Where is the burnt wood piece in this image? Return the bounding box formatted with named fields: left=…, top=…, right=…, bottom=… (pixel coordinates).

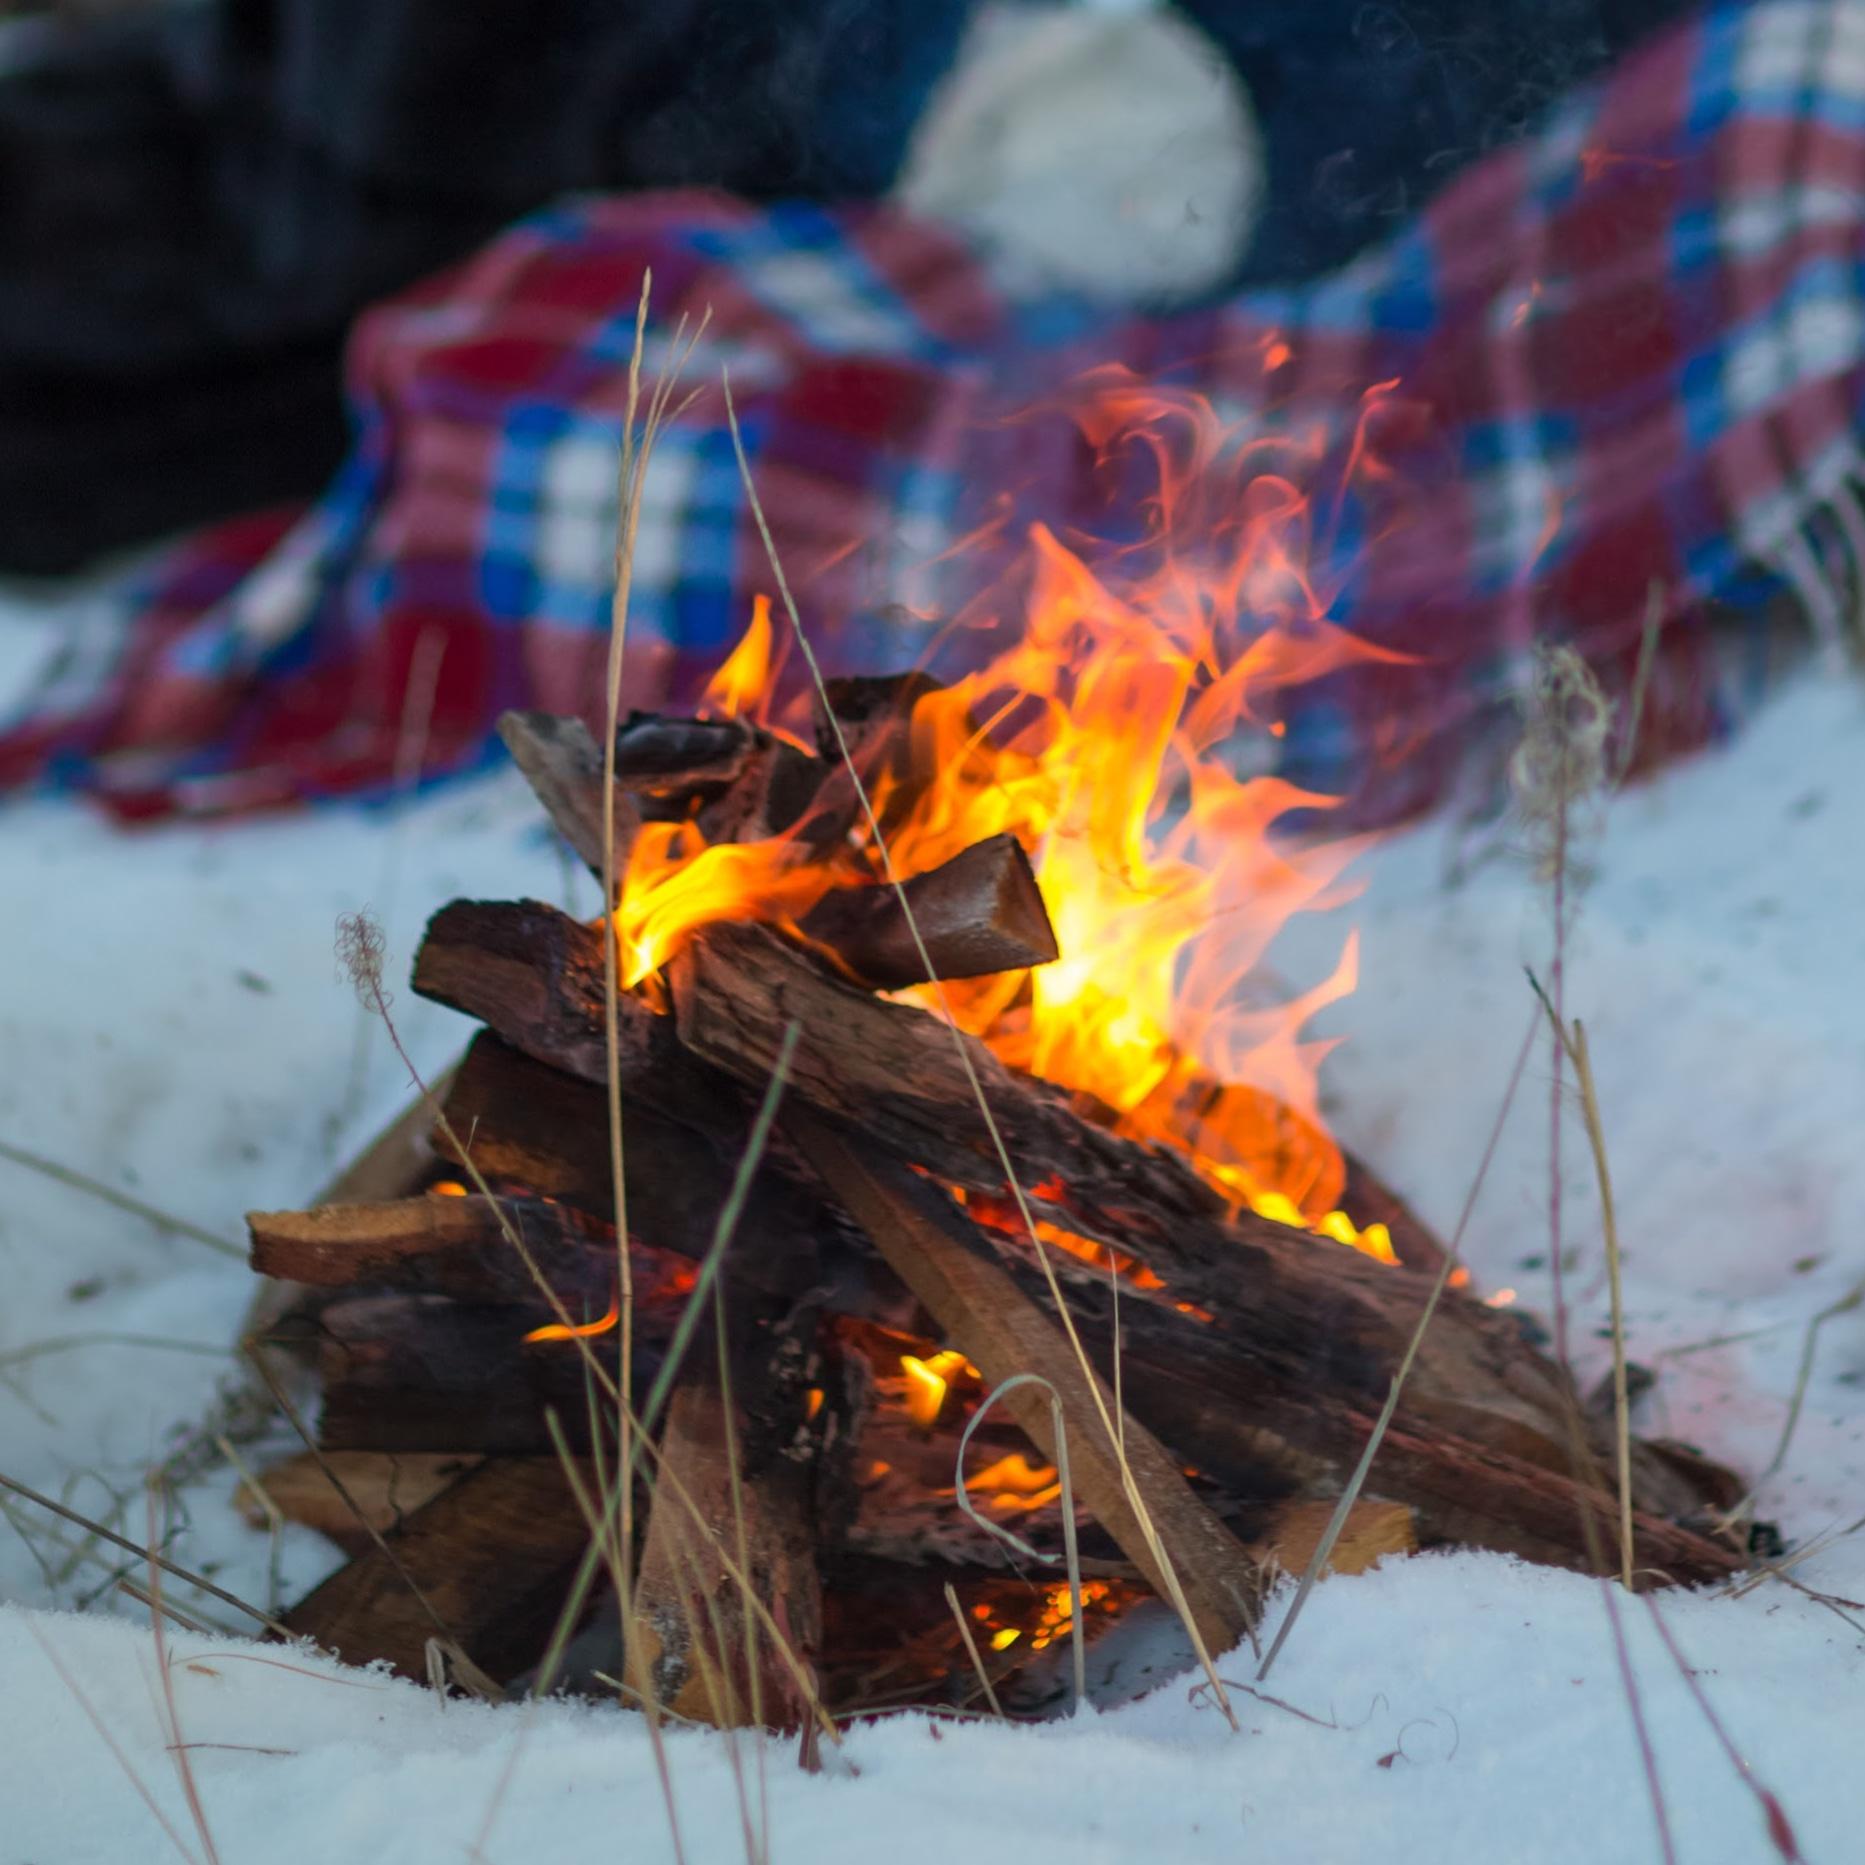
left=791, top=1111, right=1263, bottom=1661
left=695, top=735, right=822, bottom=843
left=631, top=1378, right=824, bottom=1728
left=413, top=898, right=673, bottom=1089
left=801, top=671, right=946, bottom=846
left=434, top=1032, right=923, bottom=1331
left=247, top=1195, right=613, bottom=1306
left=279, top=1455, right=592, bottom=1686
left=497, top=711, right=643, bottom=882
left=798, top=832, right=1060, bottom=990
left=310, top=1294, right=662, bottom=1455
left=614, top=712, right=758, bottom=817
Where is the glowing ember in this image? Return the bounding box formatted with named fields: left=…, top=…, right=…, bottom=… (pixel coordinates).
left=606, top=375, right=1410, bottom=1259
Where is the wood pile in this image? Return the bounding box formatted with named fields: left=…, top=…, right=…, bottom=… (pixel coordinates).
left=239, top=689, right=1748, bottom=1719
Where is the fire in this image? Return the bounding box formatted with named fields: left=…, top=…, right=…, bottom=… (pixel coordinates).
left=524, top=1295, right=620, bottom=1344
left=608, top=375, right=1411, bottom=1252
left=899, top=1349, right=973, bottom=1429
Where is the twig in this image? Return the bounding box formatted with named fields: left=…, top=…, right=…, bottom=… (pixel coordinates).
left=0, top=1469, right=291, bottom=1639
left=0, top=1136, right=242, bottom=1259
left=954, top=1373, right=1086, bottom=1712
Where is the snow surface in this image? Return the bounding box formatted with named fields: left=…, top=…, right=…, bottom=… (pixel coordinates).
left=4, top=668, right=1865, bottom=1861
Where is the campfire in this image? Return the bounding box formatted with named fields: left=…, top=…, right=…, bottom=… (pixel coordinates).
left=240, top=397, right=1746, bottom=1720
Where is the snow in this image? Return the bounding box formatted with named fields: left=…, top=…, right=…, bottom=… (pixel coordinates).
left=4, top=667, right=1865, bottom=1860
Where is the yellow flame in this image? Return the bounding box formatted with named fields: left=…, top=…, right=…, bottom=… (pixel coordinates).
left=700, top=592, right=776, bottom=721
left=899, top=1349, right=971, bottom=1429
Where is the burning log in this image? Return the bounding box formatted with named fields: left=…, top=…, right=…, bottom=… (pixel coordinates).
left=798, top=832, right=1059, bottom=990
left=496, top=712, right=642, bottom=881
left=793, top=1111, right=1263, bottom=1659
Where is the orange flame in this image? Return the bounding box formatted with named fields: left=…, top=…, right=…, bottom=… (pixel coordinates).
left=524, top=1295, right=619, bottom=1344
left=608, top=377, right=1412, bottom=1253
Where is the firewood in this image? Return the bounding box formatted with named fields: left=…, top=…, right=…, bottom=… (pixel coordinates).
left=798, top=832, right=1059, bottom=990
left=247, top=1195, right=610, bottom=1306
left=311, top=1294, right=661, bottom=1455
left=412, top=898, right=673, bottom=1090
left=408, top=902, right=1741, bottom=1533
left=279, top=1455, right=593, bottom=1686
left=695, top=736, right=821, bottom=843
left=497, top=711, right=642, bottom=881
left=789, top=1111, right=1263, bottom=1661
left=615, top=712, right=757, bottom=796
left=236, top=1450, right=481, bottom=1555
left=630, top=1378, right=824, bottom=1728
left=434, top=1032, right=924, bottom=1330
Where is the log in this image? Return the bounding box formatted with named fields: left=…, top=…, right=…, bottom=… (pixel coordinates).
left=434, top=1032, right=922, bottom=1329
left=312, top=1294, right=661, bottom=1455
left=236, top=1450, right=481, bottom=1556
left=247, top=1195, right=612, bottom=1306
left=798, top=832, right=1059, bottom=990
left=667, top=923, right=1719, bottom=1510
left=497, top=711, right=642, bottom=881
left=790, top=1110, right=1263, bottom=1661
left=280, top=1455, right=592, bottom=1686
left=630, top=1377, right=823, bottom=1728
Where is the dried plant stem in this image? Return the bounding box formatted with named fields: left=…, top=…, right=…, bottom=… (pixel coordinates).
left=1258, top=1005, right=1539, bottom=1679
left=1529, top=989, right=1634, bottom=1587
left=943, top=1581, right=1006, bottom=1719
left=0, top=1469, right=290, bottom=1640
left=0, top=1136, right=242, bottom=1259
left=721, top=373, right=1237, bottom=1726
left=1739, top=1275, right=1865, bottom=1519
left=954, top=1373, right=1086, bottom=1711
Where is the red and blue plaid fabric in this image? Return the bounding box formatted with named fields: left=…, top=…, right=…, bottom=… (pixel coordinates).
left=1, top=0, right=1859, bottom=823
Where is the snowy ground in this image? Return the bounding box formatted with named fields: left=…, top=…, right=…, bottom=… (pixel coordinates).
left=3, top=668, right=1865, bottom=1861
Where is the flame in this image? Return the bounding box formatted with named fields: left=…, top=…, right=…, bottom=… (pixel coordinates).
left=701, top=593, right=778, bottom=721
left=429, top=1180, right=468, bottom=1197
left=524, top=1295, right=619, bottom=1344
left=609, top=376, right=1414, bottom=1251
left=899, top=1349, right=972, bottom=1429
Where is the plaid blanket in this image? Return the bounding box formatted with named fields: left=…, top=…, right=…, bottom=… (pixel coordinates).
left=1, top=0, right=1857, bottom=823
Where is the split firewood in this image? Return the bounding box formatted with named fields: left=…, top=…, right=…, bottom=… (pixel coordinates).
left=497, top=711, right=643, bottom=881
left=790, top=1110, right=1264, bottom=1661
left=434, top=1032, right=924, bottom=1330
left=279, top=1455, right=593, bottom=1687
left=629, top=1378, right=824, bottom=1728
left=247, top=1195, right=610, bottom=1306
left=798, top=832, right=1059, bottom=990
left=236, top=1450, right=481, bottom=1556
